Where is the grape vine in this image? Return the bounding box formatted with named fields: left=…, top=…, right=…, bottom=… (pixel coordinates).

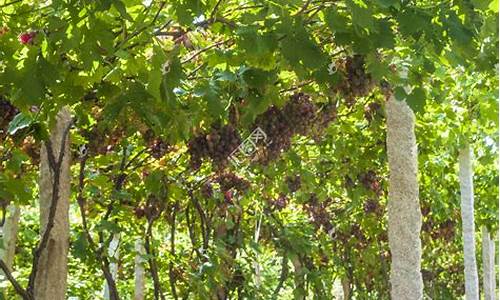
left=333, top=55, right=376, bottom=107
left=188, top=123, right=241, bottom=170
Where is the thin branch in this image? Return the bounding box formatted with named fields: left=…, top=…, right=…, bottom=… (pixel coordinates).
left=185, top=204, right=203, bottom=260
left=222, top=4, right=265, bottom=18
left=272, top=255, right=289, bottom=298
left=305, top=3, right=324, bottom=22
left=144, top=207, right=166, bottom=300
left=0, top=259, right=31, bottom=300
left=279, top=80, right=315, bottom=94
left=168, top=202, right=179, bottom=300
left=0, top=0, right=22, bottom=9
left=293, top=0, right=313, bottom=16
left=189, top=193, right=209, bottom=250
left=115, top=1, right=168, bottom=50
left=124, top=148, right=147, bottom=170
left=181, top=39, right=233, bottom=64
left=76, top=156, right=121, bottom=300
left=210, top=0, right=224, bottom=19
left=186, top=62, right=207, bottom=79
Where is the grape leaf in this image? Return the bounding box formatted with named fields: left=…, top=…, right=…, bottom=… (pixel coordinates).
left=7, top=112, right=32, bottom=135
left=347, top=0, right=375, bottom=30
left=406, top=87, right=426, bottom=113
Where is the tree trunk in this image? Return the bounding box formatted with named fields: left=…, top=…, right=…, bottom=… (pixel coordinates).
left=1, top=204, right=21, bottom=299
left=385, top=95, right=423, bottom=300
left=459, top=143, right=479, bottom=300
left=34, top=107, right=72, bottom=300
left=0, top=204, right=21, bottom=271
left=134, top=239, right=146, bottom=300
left=490, top=235, right=496, bottom=300
left=341, top=277, right=350, bottom=300
left=104, top=233, right=121, bottom=300
left=292, top=255, right=306, bottom=300
left=482, top=226, right=494, bottom=300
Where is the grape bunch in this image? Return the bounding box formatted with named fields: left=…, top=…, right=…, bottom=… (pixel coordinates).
left=333, top=55, right=376, bottom=106
left=252, top=93, right=322, bottom=163
left=0, top=98, right=19, bottom=140
left=189, top=92, right=336, bottom=167
left=314, top=103, right=338, bottom=134
left=207, top=124, right=241, bottom=167
left=188, top=124, right=241, bottom=170
left=286, top=175, right=302, bottom=192
left=21, top=136, right=40, bottom=165
left=364, top=102, right=383, bottom=123
left=422, top=269, right=436, bottom=282
left=431, top=219, right=455, bottom=241
left=379, top=79, right=393, bottom=99
left=268, top=193, right=288, bottom=211
left=82, top=125, right=125, bottom=155
left=363, top=198, right=382, bottom=215
left=187, top=135, right=209, bottom=170
left=134, top=195, right=165, bottom=220
left=358, top=170, right=382, bottom=196
left=150, top=139, right=169, bottom=159
left=252, top=106, right=293, bottom=163
left=421, top=204, right=431, bottom=216
left=422, top=219, right=433, bottom=233
left=143, top=129, right=170, bottom=159
left=201, top=182, right=213, bottom=198
left=302, top=194, right=333, bottom=233
left=85, top=126, right=107, bottom=155
left=134, top=205, right=146, bottom=219
left=216, top=172, right=250, bottom=193
left=283, top=92, right=316, bottom=135
left=349, top=224, right=367, bottom=243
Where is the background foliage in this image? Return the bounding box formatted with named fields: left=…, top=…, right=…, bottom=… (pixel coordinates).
left=0, top=0, right=498, bottom=299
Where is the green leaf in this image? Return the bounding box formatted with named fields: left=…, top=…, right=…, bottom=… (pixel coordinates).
left=98, top=220, right=121, bottom=234
left=394, top=86, right=407, bottom=101
left=347, top=0, right=375, bottom=30
left=7, top=112, right=32, bottom=135
left=236, top=26, right=278, bottom=68
left=372, top=19, right=395, bottom=49
left=72, top=232, right=89, bottom=260
left=406, top=87, right=426, bottom=113
left=397, top=8, right=431, bottom=37
left=113, top=0, right=133, bottom=21
left=365, top=53, right=387, bottom=81
left=194, top=81, right=224, bottom=118
left=145, top=170, right=163, bottom=195
left=215, top=70, right=237, bottom=82
left=280, top=18, right=327, bottom=70
left=12, top=61, right=44, bottom=107
left=6, top=149, right=28, bottom=173
left=489, top=0, right=499, bottom=12
left=37, top=55, right=59, bottom=86
left=241, top=68, right=275, bottom=90
left=0, top=177, right=31, bottom=204
left=445, top=12, right=473, bottom=46
left=103, top=94, right=127, bottom=122
left=148, top=45, right=167, bottom=101
left=324, top=8, right=350, bottom=33
left=374, top=0, right=400, bottom=9
left=472, top=0, right=492, bottom=9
